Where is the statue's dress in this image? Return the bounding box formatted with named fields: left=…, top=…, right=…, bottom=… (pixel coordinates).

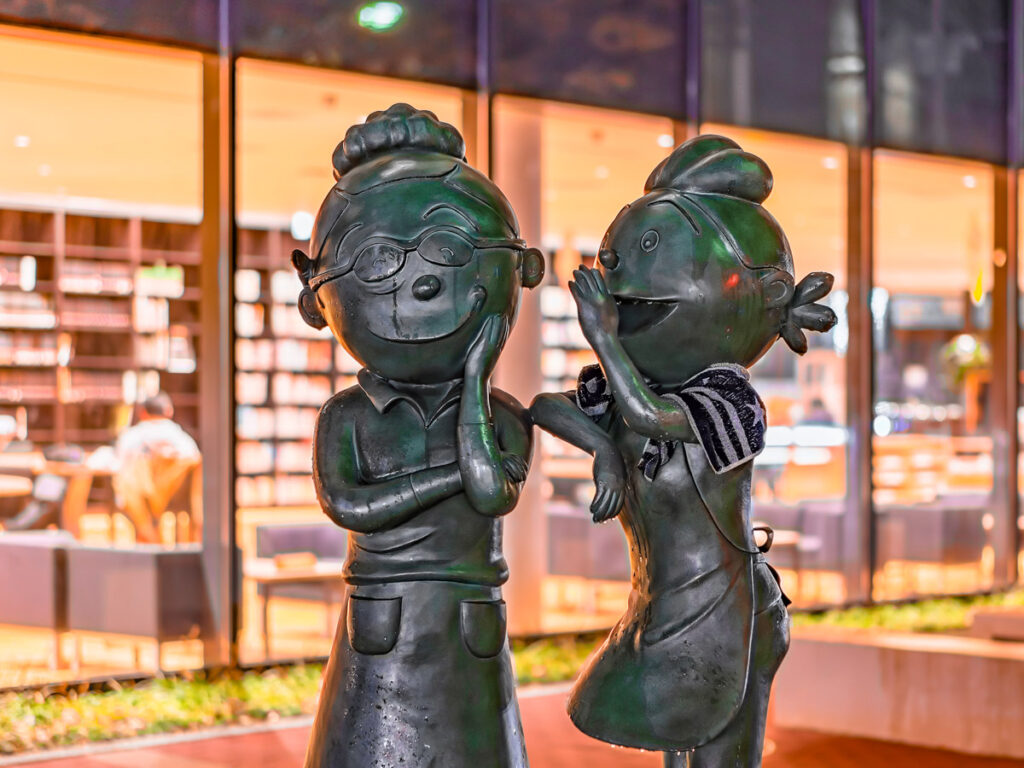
left=567, top=373, right=790, bottom=754
left=304, top=374, right=528, bottom=768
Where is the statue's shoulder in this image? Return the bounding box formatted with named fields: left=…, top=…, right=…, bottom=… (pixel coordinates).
left=316, top=385, right=374, bottom=428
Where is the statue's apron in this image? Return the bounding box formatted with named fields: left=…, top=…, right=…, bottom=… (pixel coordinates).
left=305, top=579, right=527, bottom=767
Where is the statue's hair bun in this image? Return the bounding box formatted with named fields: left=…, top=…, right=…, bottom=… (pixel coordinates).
left=645, top=135, right=773, bottom=203
left=332, top=103, right=465, bottom=179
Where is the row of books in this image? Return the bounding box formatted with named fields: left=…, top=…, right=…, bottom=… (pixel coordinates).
left=235, top=269, right=303, bottom=305
left=236, top=474, right=317, bottom=507
left=236, top=371, right=338, bottom=406
left=0, top=332, right=59, bottom=366
left=235, top=338, right=336, bottom=372
left=236, top=439, right=313, bottom=475
left=0, top=369, right=124, bottom=403
left=235, top=405, right=320, bottom=440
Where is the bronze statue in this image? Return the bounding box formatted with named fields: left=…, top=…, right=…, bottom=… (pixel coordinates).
left=531, top=135, right=837, bottom=768
left=294, top=104, right=544, bottom=767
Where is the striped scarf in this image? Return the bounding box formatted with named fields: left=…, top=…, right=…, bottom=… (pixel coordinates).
left=574, top=363, right=767, bottom=480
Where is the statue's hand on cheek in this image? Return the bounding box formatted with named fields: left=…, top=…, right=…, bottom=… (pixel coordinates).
left=570, top=266, right=619, bottom=348
left=464, top=314, right=509, bottom=384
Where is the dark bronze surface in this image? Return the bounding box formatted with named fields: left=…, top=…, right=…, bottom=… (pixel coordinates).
left=531, top=135, right=837, bottom=767
left=295, top=104, right=542, bottom=767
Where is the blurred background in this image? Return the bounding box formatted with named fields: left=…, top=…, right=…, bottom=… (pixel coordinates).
left=0, top=0, right=1021, bottom=698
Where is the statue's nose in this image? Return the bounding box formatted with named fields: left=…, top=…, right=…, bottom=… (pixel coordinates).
left=598, top=248, right=619, bottom=269
left=412, top=274, right=442, bottom=301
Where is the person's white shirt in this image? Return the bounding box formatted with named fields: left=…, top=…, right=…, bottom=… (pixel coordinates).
left=115, top=418, right=199, bottom=465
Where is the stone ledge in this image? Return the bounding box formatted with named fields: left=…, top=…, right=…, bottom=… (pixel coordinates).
left=773, top=625, right=1024, bottom=758
left=970, top=607, right=1024, bottom=642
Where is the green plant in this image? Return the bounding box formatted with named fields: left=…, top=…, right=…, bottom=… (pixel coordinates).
left=4, top=591, right=1023, bottom=755
left=792, top=589, right=1024, bottom=634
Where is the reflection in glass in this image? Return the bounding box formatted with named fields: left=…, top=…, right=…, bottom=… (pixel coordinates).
left=494, top=97, right=675, bottom=629
left=875, top=0, right=1009, bottom=162
left=493, top=0, right=686, bottom=117
left=235, top=59, right=464, bottom=662
left=0, top=27, right=203, bottom=684
left=1018, top=169, right=1024, bottom=580
left=702, top=125, right=849, bottom=608
left=701, top=0, right=866, bottom=143
left=873, top=151, right=995, bottom=600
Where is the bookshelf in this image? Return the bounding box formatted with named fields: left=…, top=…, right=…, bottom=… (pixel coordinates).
left=234, top=228, right=361, bottom=509
left=0, top=208, right=201, bottom=450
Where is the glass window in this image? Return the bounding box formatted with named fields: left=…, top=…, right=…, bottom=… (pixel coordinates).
left=701, top=0, right=866, bottom=143
left=233, top=0, right=478, bottom=88
left=874, top=0, right=1009, bottom=163
left=702, top=124, right=850, bottom=608
left=0, top=0, right=217, bottom=49
left=1018, top=169, right=1024, bottom=580
left=873, top=151, right=996, bottom=600
left=235, top=58, right=464, bottom=662
left=0, top=27, right=203, bottom=684
left=493, top=0, right=687, bottom=118
left=494, top=96, right=674, bottom=630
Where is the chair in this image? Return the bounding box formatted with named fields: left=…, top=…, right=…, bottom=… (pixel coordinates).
left=65, top=543, right=210, bottom=672
left=114, top=454, right=202, bottom=544
left=0, top=530, right=76, bottom=669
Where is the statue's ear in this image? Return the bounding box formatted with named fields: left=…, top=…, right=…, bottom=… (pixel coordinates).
left=520, top=247, right=545, bottom=289
left=292, top=249, right=327, bottom=330
left=761, top=270, right=794, bottom=310
left=292, top=248, right=314, bottom=277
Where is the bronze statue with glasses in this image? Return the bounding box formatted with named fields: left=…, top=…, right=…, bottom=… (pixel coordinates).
left=293, top=104, right=544, bottom=768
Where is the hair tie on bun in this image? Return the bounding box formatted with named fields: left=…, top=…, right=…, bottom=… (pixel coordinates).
left=332, top=103, right=465, bottom=179
left=645, top=135, right=773, bottom=203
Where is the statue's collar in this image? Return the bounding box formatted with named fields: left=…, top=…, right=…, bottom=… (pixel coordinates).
left=357, top=369, right=463, bottom=426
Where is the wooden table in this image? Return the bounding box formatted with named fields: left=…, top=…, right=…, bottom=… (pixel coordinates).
left=243, top=558, right=346, bottom=658
left=0, top=474, right=32, bottom=498
left=40, top=460, right=115, bottom=538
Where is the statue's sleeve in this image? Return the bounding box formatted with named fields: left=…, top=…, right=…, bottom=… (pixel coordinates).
left=313, top=393, right=462, bottom=533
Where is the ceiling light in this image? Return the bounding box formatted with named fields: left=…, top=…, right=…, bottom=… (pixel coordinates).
left=962, top=175, right=977, bottom=189
left=657, top=134, right=674, bottom=148
left=357, top=1, right=404, bottom=32
left=290, top=211, right=315, bottom=241
left=13, top=135, right=30, bottom=148
left=37, top=164, right=51, bottom=177
left=822, top=156, right=839, bottom=170
left=594, top=166, right=610, bottom=179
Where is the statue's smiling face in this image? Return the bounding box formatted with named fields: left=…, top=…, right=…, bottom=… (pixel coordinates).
left=314, top=181, right=524, bottom=383
left=596, top=192, right=784, bottom=384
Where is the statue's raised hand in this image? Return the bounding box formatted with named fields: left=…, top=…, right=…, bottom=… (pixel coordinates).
left=465, top=314, right=509, bottom=382
left=570, top=266, right=619, bottom=347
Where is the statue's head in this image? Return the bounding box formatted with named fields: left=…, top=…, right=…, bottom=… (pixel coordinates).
left=293, top=104, right=544, bottom=383
left=595, top=135, right=836, bottom=384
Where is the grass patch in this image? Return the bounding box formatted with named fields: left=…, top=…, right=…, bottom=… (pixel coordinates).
left=0, top=637, right=604, bottom=755
left=3, top=591, right=1023, bottom=754
left=0, top=665, right=323, bottom=755
left=792, top=589, right=1024, bottom=634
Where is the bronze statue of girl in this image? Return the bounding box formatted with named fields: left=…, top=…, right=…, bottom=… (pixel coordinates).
left=532, top=135, right=837, bottom=768
left=294, top=104, right=544, bottom=768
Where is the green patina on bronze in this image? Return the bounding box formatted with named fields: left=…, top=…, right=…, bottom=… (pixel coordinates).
left=531, top=135, right=837, bottom=768
left=293, top=104, right=542, bottom=768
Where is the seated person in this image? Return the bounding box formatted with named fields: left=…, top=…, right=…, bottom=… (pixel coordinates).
left=113, top=393, right=201, bottom=544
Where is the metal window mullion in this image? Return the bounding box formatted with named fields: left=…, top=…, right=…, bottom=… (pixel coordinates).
left=199, top=48, right=237, bottom=668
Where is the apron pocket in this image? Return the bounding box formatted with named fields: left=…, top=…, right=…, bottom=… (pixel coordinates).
left=460, top=599, right=506, bottom=659
left=347, top=595, right=401, bottom=655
